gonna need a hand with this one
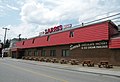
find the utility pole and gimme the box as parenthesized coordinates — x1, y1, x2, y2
(2, 27, 10, 48)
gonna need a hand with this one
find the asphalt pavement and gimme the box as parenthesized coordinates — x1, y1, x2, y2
(0, 57, 120, 82)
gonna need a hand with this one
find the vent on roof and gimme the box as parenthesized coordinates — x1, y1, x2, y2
(47, 35, 50, 41)
(69, 31, 74, 37)
(22, 41, 25, 45)
(32, 39, 35, 44)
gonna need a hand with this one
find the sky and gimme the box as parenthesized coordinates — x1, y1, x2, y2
(0, 0, 120, 42)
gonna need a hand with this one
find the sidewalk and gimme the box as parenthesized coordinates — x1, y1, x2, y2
(6, 58, 120, 78)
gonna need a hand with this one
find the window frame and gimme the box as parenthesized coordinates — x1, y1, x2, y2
(50, 50, 56, 57)
(62, 49, 70, 57)
(28, 51, 32, 56)
(41, 50, 46, 56)
(34, 50, 38, 56)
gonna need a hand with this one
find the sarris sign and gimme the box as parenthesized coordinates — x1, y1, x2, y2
(39, 24, 72, 36)
(45, 25, 63, 34)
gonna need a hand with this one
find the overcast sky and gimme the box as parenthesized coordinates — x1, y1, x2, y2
(0, 0, 120, 42)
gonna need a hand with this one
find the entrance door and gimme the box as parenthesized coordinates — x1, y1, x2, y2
(18, 51, 25, 59)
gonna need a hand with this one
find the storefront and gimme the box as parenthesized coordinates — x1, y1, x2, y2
(11, 20, 120, 65)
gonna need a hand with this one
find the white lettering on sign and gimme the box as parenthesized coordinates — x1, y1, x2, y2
(70, 41, 108, 50)
(64, 24, 72, 29)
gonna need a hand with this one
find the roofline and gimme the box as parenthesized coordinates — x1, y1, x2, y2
(19, 20, 116, 41)
(108, 20, 118, 30)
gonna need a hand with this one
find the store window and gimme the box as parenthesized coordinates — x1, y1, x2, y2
(50, 50, 56, 57)
(34, 51, 38, 56)
(41, 50, 46, 56)
(62, 49, 70, 57)
(28, 51, 32, 56)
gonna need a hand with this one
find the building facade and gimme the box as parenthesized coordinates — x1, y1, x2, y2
(11, 20, 120, 66)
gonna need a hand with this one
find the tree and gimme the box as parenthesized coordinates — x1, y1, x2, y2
(4, 39, 10, 48)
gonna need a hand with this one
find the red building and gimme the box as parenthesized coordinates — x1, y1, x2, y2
(11, 20, 120, 66)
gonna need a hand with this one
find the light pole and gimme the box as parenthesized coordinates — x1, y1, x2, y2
(2, 27, 10, 48)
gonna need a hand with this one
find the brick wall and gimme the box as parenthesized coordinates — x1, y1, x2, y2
(23, 45, 120, 66)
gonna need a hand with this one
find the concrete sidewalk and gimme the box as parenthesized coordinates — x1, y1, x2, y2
(4, 58, 120, 78)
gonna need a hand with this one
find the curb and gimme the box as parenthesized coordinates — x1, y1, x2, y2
(7, 58, 120, 78)
(38, 64, 120, 78)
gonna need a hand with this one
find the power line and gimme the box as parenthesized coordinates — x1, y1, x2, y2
(113, 20, 120, 23)
(81, 8, 120, 22)
(84, 12, 120, 24)
(111, 17, 120, 21)
(110, 17, 120, 25)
